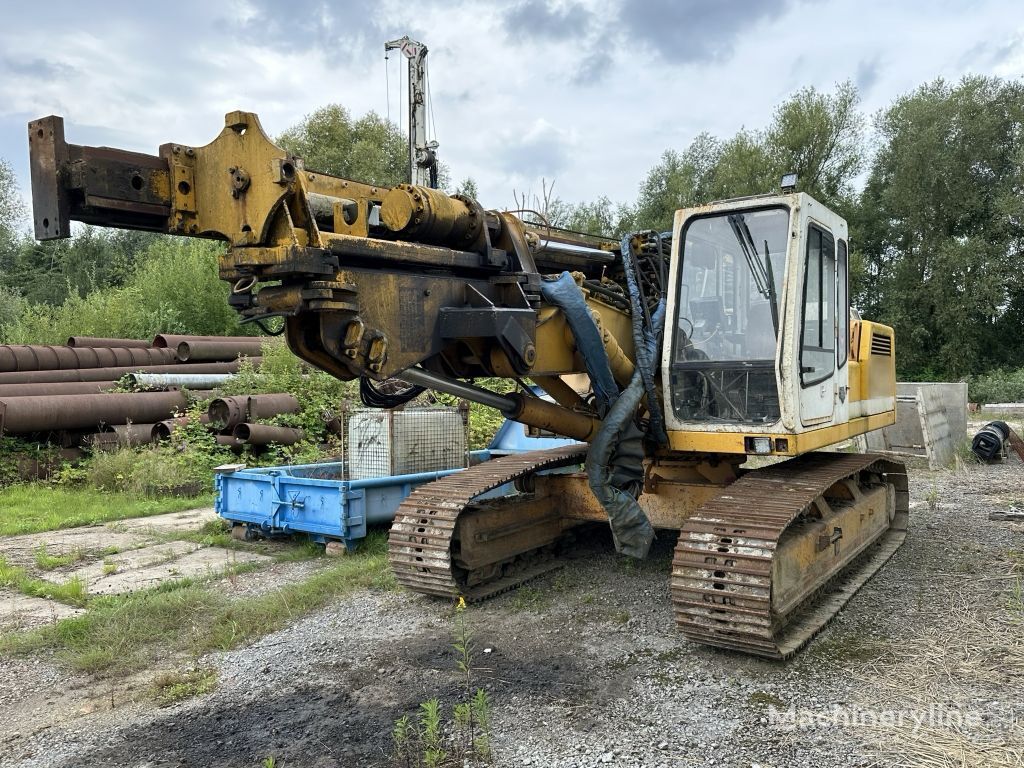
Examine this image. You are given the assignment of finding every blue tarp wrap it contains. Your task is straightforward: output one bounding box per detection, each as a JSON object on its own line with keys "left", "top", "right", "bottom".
{"left": 539, "top": 272, "right": 619, "bottom": 414}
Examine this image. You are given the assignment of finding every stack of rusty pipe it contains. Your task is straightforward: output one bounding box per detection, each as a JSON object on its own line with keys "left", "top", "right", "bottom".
{"left": 0, "top": 335, "right": 265, "bottom": 445}
{"left": 207, "top": 394, "right": 303, "bottom": 447}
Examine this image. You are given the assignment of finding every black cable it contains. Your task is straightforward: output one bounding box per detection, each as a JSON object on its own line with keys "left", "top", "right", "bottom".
{"left": 359, "top": 375, "right": 425, "bottom": 408}
{"left": 253, "top": 317, "right": 287, "bottom": 336}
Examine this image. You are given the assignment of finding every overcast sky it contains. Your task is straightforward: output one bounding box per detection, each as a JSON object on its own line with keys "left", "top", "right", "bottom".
{"left": 1, "top": 0, "right": 1021, "bottom": 214}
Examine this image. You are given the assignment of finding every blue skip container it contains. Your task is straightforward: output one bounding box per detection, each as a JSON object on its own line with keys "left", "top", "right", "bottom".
{"left": 214, "top": 417, "right": 580, "bottom": 551}
{"left": 215, "top": 461, "right": 470, "bottom": 552}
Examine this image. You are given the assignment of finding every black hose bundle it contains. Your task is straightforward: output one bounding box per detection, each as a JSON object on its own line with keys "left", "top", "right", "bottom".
{"left": 359, "top": 376, "right": 425, "bottom": 408}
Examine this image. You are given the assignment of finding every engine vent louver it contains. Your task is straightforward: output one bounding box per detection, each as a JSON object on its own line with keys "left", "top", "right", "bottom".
{"left": 870, "top": 332, "right": 892, "bottom": 356}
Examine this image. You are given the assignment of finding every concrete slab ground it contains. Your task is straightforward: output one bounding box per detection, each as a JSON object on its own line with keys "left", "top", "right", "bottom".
{"left": 0, "top": 506, "right": 266, "bottom": 630}
{"left": 0, "top": 529, "right": 148, "bottom": 569}
{"left": 84, "top": 547, "right": 271, "bottom": 596}
{"left": 106, "top": 507, "right": 218, "bottom": 534}
{"left": 0, "top": 589, "right": 85, "bottom": 630}
{"left": 54, "top": 540, "right": 202, "bottom": 587}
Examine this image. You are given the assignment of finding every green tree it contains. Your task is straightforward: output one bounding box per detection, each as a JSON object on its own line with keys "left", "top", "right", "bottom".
{"left": 0, "top": 158, "right": 25, "bottom": 271}
{"left": 632, "top": 83, "right": 865, "bottom": 231}
{"left": 5, "top": 228, "right": 159, "bottom": 305}
{"left": 277, "top": 105, "right": 408, "bottom": 186}
{"left": 453, "top": 177, "right": 479, "bottom": 199}
{"left": 548, "top": 196, "right": 635, "bottom": 238}
{"left": 857, "top": 76, "right": 1024, "bottom": 379}
{"left": 4, "top": 237, "right": 246, "bottom": 344}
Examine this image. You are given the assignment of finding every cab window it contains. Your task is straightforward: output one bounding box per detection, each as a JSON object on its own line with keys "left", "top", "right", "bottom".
{"left": 837, "top": 239, "right": 849, "bottom": 370}
{"left": 800, "top": 225, "right": 836, "bottom": 387}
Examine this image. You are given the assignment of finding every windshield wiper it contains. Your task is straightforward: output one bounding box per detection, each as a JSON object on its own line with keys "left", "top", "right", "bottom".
{"left": 727, "top": 214, "right": 780, "bottom": 336}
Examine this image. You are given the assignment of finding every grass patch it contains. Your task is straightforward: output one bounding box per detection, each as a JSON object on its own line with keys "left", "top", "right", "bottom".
{"left": 509, "top": 586, "right": 550, "bottom": 612}
{"left": 748, "top": 690, "right": 788, "bottom": 708}
{"left": 152, "top": 666, "right": 218, "bottom": 704}
{"left": 34, "top": 544, "right": 85, "bottom": 571}
{"left": 806, "top": 632, "right": 888, "bottom": 664}
{"left": 0, "top": 484, "right": 208, "bottom": 536}
{"left": 0, "top": 532, "right": 393, "bottom": 675}
{"left": 0, "top": 556, "right": 88, "bottom": 606}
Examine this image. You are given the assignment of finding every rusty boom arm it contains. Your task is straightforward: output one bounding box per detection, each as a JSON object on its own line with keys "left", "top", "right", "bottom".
{"left": 28, "top": 112, "right": 653, "bottom": 441}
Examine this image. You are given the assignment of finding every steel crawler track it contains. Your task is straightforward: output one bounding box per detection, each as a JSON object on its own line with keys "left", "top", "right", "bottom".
{"left": 387, "top": 445, "right": 589, "bottom": 601}
{"left": 671, "top": 452, "right": 909, "bottom": 659}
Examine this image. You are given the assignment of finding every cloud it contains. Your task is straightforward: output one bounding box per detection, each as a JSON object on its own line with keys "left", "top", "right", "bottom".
{"left": 499, "top": 118, "right": 574, "bottom": 177}
{"left": 616, "top": 0, "right": 791, "bottom": 65}
{"left": 571, "top": 34, "right": 615, "bottom": 85}
{"left": 231, "top": 0, "right": 385, "bottom": 63}
{"left": 855, "top": 56, "right": 881, "bottom": 94}
{"left": 503, "top": 0, "right": 595, "bottom": 40}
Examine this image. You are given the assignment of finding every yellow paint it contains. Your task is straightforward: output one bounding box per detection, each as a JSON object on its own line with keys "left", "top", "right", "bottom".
{"left": 666, "top": 411, "right": 896, "bottom": 455}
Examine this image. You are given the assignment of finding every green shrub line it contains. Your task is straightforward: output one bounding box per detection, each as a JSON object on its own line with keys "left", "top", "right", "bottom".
{"left": 966, "top": 367, "right": 1024, "bottom": 405}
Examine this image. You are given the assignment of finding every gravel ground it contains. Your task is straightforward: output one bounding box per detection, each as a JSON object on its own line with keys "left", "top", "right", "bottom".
{"left": 2, "top": 431, "right": 1022, "bottom": 768}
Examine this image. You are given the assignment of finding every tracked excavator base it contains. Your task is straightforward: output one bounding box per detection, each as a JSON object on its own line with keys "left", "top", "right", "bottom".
{"left": 388, "top": 447, "right": 908, "bottom": 661}
{"left": 388, "top": 445, "right": 589, "bottom": 601}
{"left": 672, "top": 452, "right": 908, "bottom": 659}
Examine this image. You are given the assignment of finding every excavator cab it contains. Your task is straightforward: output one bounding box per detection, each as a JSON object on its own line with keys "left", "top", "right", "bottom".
{"left": 662, "top": 193, "right": 895, "bottom": 455}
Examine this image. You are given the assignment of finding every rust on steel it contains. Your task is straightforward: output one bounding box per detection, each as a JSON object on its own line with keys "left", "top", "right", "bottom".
{"left": 152, "top": 414, "right": 209, "bottom": 441}
{"left": 153, "top": 333, "right": 263, "bottom": 349}
{"left": 248, "top": 394, "right": 300, "bottom": 419}
{"left": 231, "top": 423, "right": 303, "bottom": 446}
{"left": 0, "top": 359, "right": 258, "bottom": 385}
{"left": 209, "top": 393, "right": 299, "bottom": 429}
{"left": 672, "top": 452, "right": 908, "bottom": 659}
{"left": 208, "top": 396, "right": 248, "bottom": 429}
{"left": 0, "top": 345, "right": 176, "bottom": 373}
{"left": 0, "top": 381, "right": 118, "bottom": 397}
{"left": 66, "top": 336, "right": 150, "bottom": 349}
{"left": 389, "top": 445, "right": 588, "bottom": 600}
{"left": 95, "top": 423, "right": 158, "bottom": 447}
{"left": 0, "top": 391, "right": 188, "bottom": 433}
{"left": 175, "top": 339, "right": 265, "bottom": 362}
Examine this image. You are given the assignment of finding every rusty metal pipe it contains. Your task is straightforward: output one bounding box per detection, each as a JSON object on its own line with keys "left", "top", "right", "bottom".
{"left": 0, "top": 345, "right": 177, "bottom": 373}
{"left": 207, "top": 396, "right": 248, "bottom": 428}
{"left": 175, "top": 340, "right": 265, "bottom": 362}
{"left": 0, "top": 381, "right": 119, "bottom": 397}
{"left": 0, "top": 391, "right": 188, "bottom": 433}
{"left": 67, "top": 336, "right": 151, "bottom": 349}
{"left": 0, "top": 359, "right": 260, "bottom": 385}
{"left": 152, "top": 414, "right": 211, "bottom": 441}
{"left": 152, "top": 334, "right": 260, "bottom": 349}
{"left": 208, "top": 393, "right": 299, "bottom": 428}
{"left": 97, "top": 422, "right": 159, "bottom": 446}
{"left": 232, "top": 423, "right": 304, "bottom": 446}
{"left": 248, "top": 393, "right": 300, "bottom": 419}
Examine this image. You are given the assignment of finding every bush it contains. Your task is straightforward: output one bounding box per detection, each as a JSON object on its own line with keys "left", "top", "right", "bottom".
{"left": 83, "top": 402, "right": 234, "bottom": 496}
{"left": 3, "top": 237, "right": 249, "bottom": 344}
{"left": 219, "top": 342, "right": 355, "bottom": 463}
{"left": 966, "top": 368, "right": 1024, "bottom": 404}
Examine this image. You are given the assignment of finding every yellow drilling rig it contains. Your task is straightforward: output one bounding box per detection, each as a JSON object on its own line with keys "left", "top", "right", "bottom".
{"left": 28, "top": 112, "right": 906, "bottom": 659}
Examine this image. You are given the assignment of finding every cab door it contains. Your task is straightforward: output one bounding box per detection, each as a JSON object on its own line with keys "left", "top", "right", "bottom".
{"left": 798, "top": 223, "right": 837, "bottom": 424}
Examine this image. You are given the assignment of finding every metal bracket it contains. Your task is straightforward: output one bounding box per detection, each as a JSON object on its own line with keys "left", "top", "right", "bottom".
{"left": 817, "top": 526, "right": 843, "bottom": 554}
